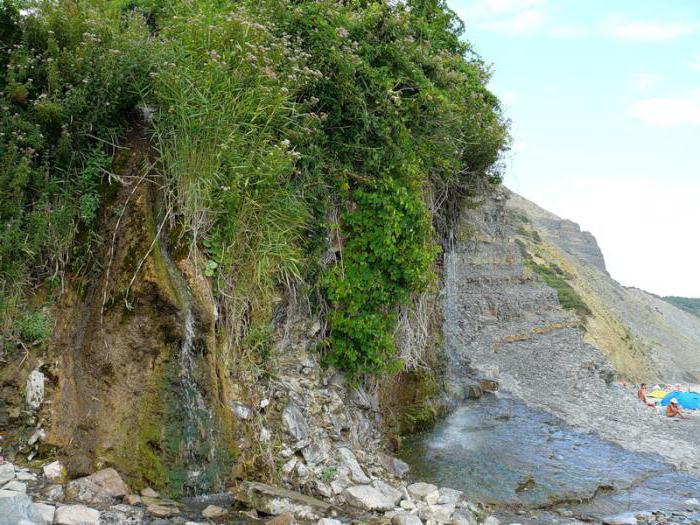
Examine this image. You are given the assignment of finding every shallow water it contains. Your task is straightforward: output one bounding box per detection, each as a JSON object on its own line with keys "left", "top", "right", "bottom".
{"left": 400, "top": 395, "right": 700, "bottom": 517}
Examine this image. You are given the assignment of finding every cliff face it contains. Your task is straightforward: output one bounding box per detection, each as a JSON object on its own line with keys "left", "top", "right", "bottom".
{"left": 442, "top": 187, "right": 700, "bottom": 471}
{"left": 506, "top": 189, "right": 700, "bottom": 383}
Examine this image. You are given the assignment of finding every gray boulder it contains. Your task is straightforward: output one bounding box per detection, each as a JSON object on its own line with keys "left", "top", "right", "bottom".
{"left": 343, "top": 485, "right": 395, "bottom": 511}
{"left": 3, "top": 480, "right": 27, "bottom": 493}
{"left": 407, "top": 482, "right": 438, "bottom": 501}
{"left": 282, "top": 403, "right": 310, "bottom": 440}
{"left": 26, "top": 370, "right": 45, "bottom": 410}
{"left": 54, "top": 504, "right": 100, "bottom": 525}
{"left": 0, "top": 489, "right": 44, "bottom": 525}
{"left": 371, "top": 480, "right": 403, "bottom": 506}
{"left": 65, "top": 468, "right": 129, "bottom": 504}
{"left": 337, "top": 448, "right": 370, "bottom": 484}
{"left": 34, "top": 503, "right": 55, "bottom": 525}
{"left": 0, "top": 463, "right": 15, "bottom": 485}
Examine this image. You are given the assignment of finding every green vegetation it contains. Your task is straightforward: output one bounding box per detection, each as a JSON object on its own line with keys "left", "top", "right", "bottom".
{"left": 525, "top": 259, "right": 591, "bottom": 318}
{"left": 663, "top": 296, "right": 700, "bottom": 318}
{"left": 0, "top": 1, "right": 507, "bottom": 378}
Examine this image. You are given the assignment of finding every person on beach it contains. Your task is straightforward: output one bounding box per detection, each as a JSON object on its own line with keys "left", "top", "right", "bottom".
{"left": 665, "top": 398, "right": 688, "bottom": 419}
{"left": 637, "top": 383, "right": 655, "bottom": 407}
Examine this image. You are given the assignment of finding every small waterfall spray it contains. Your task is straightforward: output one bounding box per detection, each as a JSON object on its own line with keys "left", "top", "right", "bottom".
{"left": 160, "top": 246, "right": 218, "bottom": 495}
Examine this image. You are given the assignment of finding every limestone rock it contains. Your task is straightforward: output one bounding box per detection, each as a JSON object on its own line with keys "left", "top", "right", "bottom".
{"left": 337, "top": 447, "right": 370, "bottom": 484}
{"left": 35, "top": 502, "right": 56, "bottom": 525}
{"left": 317, "top": 519, "right": 341, "bottom": 525}
{"left": 233, "top": 481, "right": 334, "bottom": 520}
{"left": 407, "top": 483, "right": 438, "bottom": 501}
{"left": 125, "top": 494, "right": 141, "bottom": 505}
{"left": 437, "top": 488, "right": 463, "bottom": 505}
{"left": 15, "top": 470, "right": 37, "bottom": 482}
{"left": 201, "top": 504, "right": 227, "bottom": 518}
{"left": 54, "top": 504, "right": 101, "bottom": 525}
{"left": 0, "top": 489, "right": 44, "bottom": 525}
{"left": 343, "top": 485, "right": 395, "bottom": 511}
{"left": 392, "top": 514, "right": 423, "bottom": 525}
{"left": 372, "top": 480, "right": 403, "bottom": 506}
{"left": 26, "top": 370, "right": 45, "bottom": 410}
{"left": 425, "top": 490, "right": 440, "bottom": 505}
{"left": 382, "top": 455, "right": 410, "bottom": 478}
{"left": 482, "top": 517, "right": 500, "bottom": 525}
{"left": 3, "top": 480, "right": 27, "bottom": 493}
{"left": 43, "top": 461, "right": 67, "bottom": 483}
{"left": 0, "top": 463, "right": 15, "bottom": 485}
{"left": 229, "top": 401, "right": 252, "bottom": 420}
{"left": 282, "top": 404, "right": 310, "bottom": 440}
{"left": 65, "top": 468, "right": 129, "bottom": 504}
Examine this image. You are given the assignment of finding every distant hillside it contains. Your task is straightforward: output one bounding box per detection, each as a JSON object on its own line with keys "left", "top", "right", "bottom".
{"left": 663, "top": 297, "right": 700, "bottom": 318}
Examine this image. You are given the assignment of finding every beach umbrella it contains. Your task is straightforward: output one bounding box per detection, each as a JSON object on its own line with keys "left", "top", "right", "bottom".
{"left": 661, "top": 391, "right": 700, "bottom": 409}
{"left": 647, "top": 389, "right": 668, "bottom": 399}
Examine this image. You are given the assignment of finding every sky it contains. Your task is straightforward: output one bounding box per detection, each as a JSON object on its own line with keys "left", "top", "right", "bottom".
{"left": 445, "top": 0, "right": 700, "bottom": 297}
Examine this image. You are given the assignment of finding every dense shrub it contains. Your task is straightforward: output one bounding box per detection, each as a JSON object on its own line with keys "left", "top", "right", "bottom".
{"left": 0, "top": 0, "right": 508, "bottom": 378}
{"left": 0, "top": 1, "right": 153, "bottom": 341}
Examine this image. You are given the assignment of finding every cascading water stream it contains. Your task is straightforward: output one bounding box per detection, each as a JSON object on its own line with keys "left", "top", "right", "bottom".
{"left": 160, "top": 246, "right": 218, "bottom": 495}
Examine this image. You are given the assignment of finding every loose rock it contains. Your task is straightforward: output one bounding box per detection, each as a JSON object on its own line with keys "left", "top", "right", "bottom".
{"left": 407, "top": 483, "right": 438, "bottom": 501}
{"left": 0, "top": 463, "right": 15, "bottom": 485}
{"left": 147, "top": 504, "right": 180, "bottom": 517}
{"left": 141, "top": 487, "right": 159, "bottom": 498}
{"left": 42, "top": 461, "right": 67, "bottom": 483}
{"left": 34, "top": 502, "right": 55, "bottom": 525}
{"left": 337, "top": 447, "right": 370, "bottom": 484}
{"left": 54, "top": 504, "right": 100, "bottom": 525}
{"left": 343, "top": 485, "right": 395, "bottom": 511}
{"left": 392, "top": 513, "right": 423, "bottom": 525}
{"left": 0, "top": 489, "right": 44, "bottom": 525}
{"left": 65, "top": 468, "right": 129, "bottom": 504}
{"left": 201, "top": 504, "right": 227, "bottom": 518}
{"left": 26, "top": 369, "right": 45, "bottom": 410}
{"left": 3, "top": 480, "right": 27, "bottom": 493}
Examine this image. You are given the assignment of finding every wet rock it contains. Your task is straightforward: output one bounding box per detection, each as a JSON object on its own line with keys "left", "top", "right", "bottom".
{"left": 65, "top": 468, "right": 129, "bottom": 504}
{"left": 451, "top": 508, "right": 477, "bottom": 525}
{"left": 202, "top": 504, "right": 227, "bottom": 518}
{"left": 556, "top": 508, "right": 573, "bottom": 518}
{"left": 407, "top": 483, "right": 438, "bottom": 501}
{"left": 3, "top": 480, "right": 27, "bottom": 493}
{"left": 343, "top": 485, "right": 395, "bottom": 511}
{"left": 147, "top": 504, "right": 180, "bottom": 517}
{"left": 54, "top": 504, "right": 101, "bottom": 525}
{"left": 382, "top": 455, "right": 410, "bottom": 478}
{"left": 42, "top": 461, "right": 67, "bottom": 483}
{"left": 283, "top": 404, "right": 310, "bottom": 440}
{"left": 265, "top": 512, "right": 295, "bottom": 525}
{"left": 35, "top": 502, "right": 55, "bottom": 525}
{"left": 0, "top": 489, "right": 44, "bottom": 525}
{"left": 0, "top": 463, "right": 15, "bottom": 485}
{"left": 392, "top": 514, "right": 423, "bottom": 525}
{"left": 338, "top": 447, "right": 370, "bottom": 484}
{"left": 26, "top": 370, "right": 45, "bottom": 410}
{"left": 464, "top": 383, "right": 482, "bottom": 400}
{"left": 140, "top": 487, "right": 158, "bottom": 498}
{"left": 478, "top": 380, "right": 499, "bottom": 393}
{"left": 684, "top": 497, "right": 700, "bottom": 508}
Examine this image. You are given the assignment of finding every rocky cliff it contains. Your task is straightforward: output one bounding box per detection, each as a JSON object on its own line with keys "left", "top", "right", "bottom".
{"left": 442, "top": 187, "right": 700, "bottom": 473}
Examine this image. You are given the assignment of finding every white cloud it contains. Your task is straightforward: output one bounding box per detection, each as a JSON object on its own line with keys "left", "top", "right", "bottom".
{"left": 464, "top": 0, "right": 545, "bottom": 17}
{"left": 606, "top": 20, "right": 700, "bottom": 41}
{"left": 485, "top": 9, "right": 548, "bottom": 35}
{"left": 628, "top": 92, "right": 700, "bottom": 127}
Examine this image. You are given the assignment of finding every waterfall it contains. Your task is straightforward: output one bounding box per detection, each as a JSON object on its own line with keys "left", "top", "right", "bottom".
{"left": 160, "top": 246, "right": 218, "bottom": 495}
